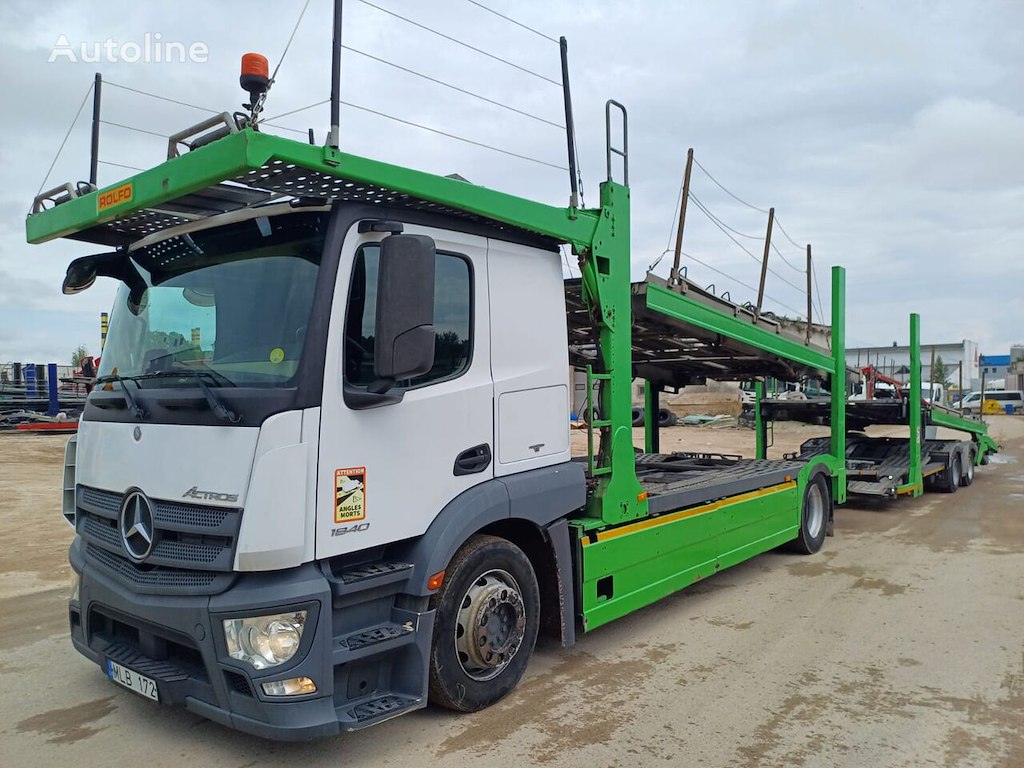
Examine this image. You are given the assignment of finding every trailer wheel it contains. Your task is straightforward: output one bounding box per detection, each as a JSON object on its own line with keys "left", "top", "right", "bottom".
{"left": 940, "top": 454, "right": 961, "bottom": 494}
{"left": 961, "top": 449, "right": 975, "bottom": 487}
{"left": 657, "top": 408, "right": 675, "bottom": 427}
{"left": 428, "top": 535, "right": 539, "bottom": 712}
{"left": 632, "top": 407, "right": 644, "bottom": 427}
{"left": 789, "top": 474, "right": 829, "bottom": 554}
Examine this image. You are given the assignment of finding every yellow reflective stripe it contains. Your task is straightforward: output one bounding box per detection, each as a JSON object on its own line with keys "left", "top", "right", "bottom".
{"left": 584, "top": 481, "right": 798, "bottom": 546}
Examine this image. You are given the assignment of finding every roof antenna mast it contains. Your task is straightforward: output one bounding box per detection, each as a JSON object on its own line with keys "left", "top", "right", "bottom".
{"left": 328, "top": 0, "right": 343, "bottom": 148}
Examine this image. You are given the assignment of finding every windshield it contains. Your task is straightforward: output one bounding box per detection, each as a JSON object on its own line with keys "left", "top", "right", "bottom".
{"left": 98, "top": 212, "right": 326, "bottom": 388}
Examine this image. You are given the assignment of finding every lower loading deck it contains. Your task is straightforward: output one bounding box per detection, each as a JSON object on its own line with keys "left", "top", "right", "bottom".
{"left": 574, "top": 452, "right": 814, "bottom": 631}
{"left": 634, "top": 452, "right": 807, "bottom": 514}
{"left": 795, "top": 435, "right": 963, "bottom": 496}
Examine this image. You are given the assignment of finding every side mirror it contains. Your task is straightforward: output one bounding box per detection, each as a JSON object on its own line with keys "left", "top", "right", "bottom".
{"left": 62, "top": 256, "right": 99, "bottom": 294}
{"left": 371, "top": 234, "right": 436, "bottom": 393}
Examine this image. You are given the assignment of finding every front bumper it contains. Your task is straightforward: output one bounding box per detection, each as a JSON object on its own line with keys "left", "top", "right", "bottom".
{"left": 68, "top": 538, "right": 430, "bottom": 741}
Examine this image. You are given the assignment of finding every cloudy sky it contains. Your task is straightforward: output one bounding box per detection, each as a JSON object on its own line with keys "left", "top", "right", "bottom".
{"left": 1, "top": 0, "right": 1021, "bottom": 364}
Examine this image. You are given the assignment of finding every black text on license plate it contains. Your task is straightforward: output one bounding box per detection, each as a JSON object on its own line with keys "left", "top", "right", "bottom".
{"left": 107, "top": 660, "right": 159, "bottom": 702}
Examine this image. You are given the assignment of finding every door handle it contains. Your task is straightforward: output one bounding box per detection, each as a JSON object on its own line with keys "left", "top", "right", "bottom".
{"left": 454, "top": 444, "right": 491, "bottom": 476}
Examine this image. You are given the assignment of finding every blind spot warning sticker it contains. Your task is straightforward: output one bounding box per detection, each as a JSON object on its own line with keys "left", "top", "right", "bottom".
{"left": 335, "top": 467, "right": 366, "bottom": 523}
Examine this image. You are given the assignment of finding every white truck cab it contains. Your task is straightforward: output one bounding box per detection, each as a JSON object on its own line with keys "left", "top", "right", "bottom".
{"left": 62, "top": 202, "right": 582, "bottom": 738}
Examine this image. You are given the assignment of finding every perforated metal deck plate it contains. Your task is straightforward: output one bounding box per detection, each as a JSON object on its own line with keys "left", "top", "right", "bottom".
{"left": 567, "top": 277, "right": 831, "bottom": 384}
{"left": 69, "top": 159, "right": 557, "bottom": 249}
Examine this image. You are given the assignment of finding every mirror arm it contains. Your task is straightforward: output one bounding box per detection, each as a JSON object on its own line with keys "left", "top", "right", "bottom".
{"left": 343, "top": 382, "right": 404, "bottom": 410}
{"left": 367, "top": 377, "right": 396, "bottom": 395}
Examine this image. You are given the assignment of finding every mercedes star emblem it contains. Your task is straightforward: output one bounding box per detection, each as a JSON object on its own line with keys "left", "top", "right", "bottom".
{"left": 133, "top": 425, "right": 142, "bottom": 442}
{"left": 119, "top": 491, "right": 156, "bottom": 561}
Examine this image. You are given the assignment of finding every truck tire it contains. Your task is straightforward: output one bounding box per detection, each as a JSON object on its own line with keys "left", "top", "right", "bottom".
{"left": 939, "top": 453, "right": 961, "bottom": 494}
{"left": 657, "top": 408, "right": 675, "bottom": 427}
{"left": 428, "top": 535, "right": 540, "bottom": 712}
{"left": 631, "top": 407, "right": 643, "bottom": 427}
{"left": 789, "top": 474, "right": 829, "bottom": 555}
{"left": 961, "top": 449, "right": 975, "bottom": 487}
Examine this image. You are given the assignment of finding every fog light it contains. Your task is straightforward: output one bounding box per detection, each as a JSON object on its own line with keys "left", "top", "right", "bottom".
{"left": 223, "top": 611, "right": 307, "bottom": 670}
{"left": 262, "top": 676, "right": 317, "bottom": 696}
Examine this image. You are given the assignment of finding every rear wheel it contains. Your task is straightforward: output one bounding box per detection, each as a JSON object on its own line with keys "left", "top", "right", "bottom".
{"left": 961, "top": 449, "right": 976, "bottom": 487}
{"left": 428, "top": 535, "right": 539, "bottom": 712}
{"left": 940, "top": 453, "right": 961, "bottom": 493}
{"left": 789, "top": 474, "right": 830, "bottom": 554}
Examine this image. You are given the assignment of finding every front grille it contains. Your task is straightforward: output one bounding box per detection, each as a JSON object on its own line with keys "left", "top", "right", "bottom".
{"left": 87, "top": 544, "right": 232, "bottom": 593}
{"left": 78, "top": 485, "right": 242, "bottom": 593}
{"left": 154, "top": 501, "right": 231, "bottom": 529}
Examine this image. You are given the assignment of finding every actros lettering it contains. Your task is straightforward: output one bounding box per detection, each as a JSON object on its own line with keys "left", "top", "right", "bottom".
{"left": 182, "top": 486, "right": 238, "bottom": 502}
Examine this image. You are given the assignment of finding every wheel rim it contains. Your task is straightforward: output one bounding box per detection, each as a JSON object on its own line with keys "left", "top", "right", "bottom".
{"left": 952, "top": 458, "right": 960, "bottom": 487}
{"left": 454, "top": 569, "right": 527, "bottom": 682}
{"left": 806, "top": 483, "right": 825, "bottom": 539}
{"left": 966, "top": 456, "right": 975, "bottom": 482}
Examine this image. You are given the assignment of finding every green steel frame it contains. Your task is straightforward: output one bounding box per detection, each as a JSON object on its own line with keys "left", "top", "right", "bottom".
{"left": 28, "top": 125, "right": 851, "bottom": 633}
{"left": 898, "top": 312, "right": 997, "bottom": 496}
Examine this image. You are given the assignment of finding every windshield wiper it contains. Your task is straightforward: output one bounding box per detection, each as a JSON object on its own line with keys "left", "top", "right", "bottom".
{"left": 94, "top": 375, "right": 148, "bottom": 420}
{"left": 131, "top": 371, "right": 242, "bottom": 424}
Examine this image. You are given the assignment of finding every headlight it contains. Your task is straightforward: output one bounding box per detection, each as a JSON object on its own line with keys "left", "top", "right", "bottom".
{"left": 223, "top": 611, "right": 307, "bottom": 670}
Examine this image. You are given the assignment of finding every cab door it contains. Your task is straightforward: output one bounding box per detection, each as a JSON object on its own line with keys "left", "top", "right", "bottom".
{"left": 315, "top": 222, "right": 492, "bottom": 557}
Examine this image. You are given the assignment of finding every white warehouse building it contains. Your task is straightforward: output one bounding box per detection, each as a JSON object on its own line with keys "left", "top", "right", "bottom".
{"left": 846, "top": 339, "right": 981, "bottom": 392}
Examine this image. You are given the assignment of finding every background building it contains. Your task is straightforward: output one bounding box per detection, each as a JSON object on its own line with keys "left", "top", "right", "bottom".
{"left": 846, "top": 340, "right": 980, "bottom": 393}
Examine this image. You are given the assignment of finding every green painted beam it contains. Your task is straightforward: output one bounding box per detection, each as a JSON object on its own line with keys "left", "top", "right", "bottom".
{"left": 581, "top": 182, "right": 647, "bottom": 524}
{"left": 907, "top": 313, "right": 924, "bottom": 497}
{"left": 26, "top": 131, "right": 255, "bottom": 243}
{"left": 27, "top": 129, "right": 602, "bottom": 250}
{"left": 644, "top": 380, "right": 659, "bottom": 454}
{"left": 645, "top": 283, "right": 834, "bottom": 373}
{"left": 829, "top": 266, "right": 847, "bottom": 503}
{"left": 754, "top": 380, "right": 767, "bottom": 459}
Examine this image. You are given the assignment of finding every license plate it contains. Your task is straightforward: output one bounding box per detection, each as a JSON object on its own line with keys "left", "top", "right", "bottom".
{"left": 107, "top": 660, "right": 159, "bottom": 702}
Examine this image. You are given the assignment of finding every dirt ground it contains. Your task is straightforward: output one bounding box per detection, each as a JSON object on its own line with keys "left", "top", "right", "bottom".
{"left": 1, "top": 417, "right": 1022, "bottom": 767}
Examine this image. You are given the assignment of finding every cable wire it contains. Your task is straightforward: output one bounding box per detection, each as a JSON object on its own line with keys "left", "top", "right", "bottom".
{"left": 343, "top": 44, "right": 564, "bottom": 129}
{"left": 344, "top": 99, "right": 569, "bottom": 171}
{"left": 262, "top": 99, "right": 330, "bottom": 123}
{"left": 105, "top": 81, "right": 219, "bottom": 114}
{"left": 681, "top": 250, "right": 806, "bottom": 318}
{"left": 98, "top": 159, "right": 145, "bottom": 172}
{"left": 357, "top": 0, "right": 561, "bottom": 87}
{"left": 35, "top": 82, "right": 94, "bottom": 196}
{"left": 269, "top": 0, "right": 311, "bottom": 85}
{"left": 693, "top": 157, "right": 769, "bottom": 214}
{"left": 466, "top": 0, "right": 559, "bottom": 43}
{"left": 99, "top": 119, "right": 167, "bottom": 139}
{"left": 771, "top": 214, "right": 806, "bottom": 252}
{"left": 689, "top": 191, "right": 808, "bottom": 296}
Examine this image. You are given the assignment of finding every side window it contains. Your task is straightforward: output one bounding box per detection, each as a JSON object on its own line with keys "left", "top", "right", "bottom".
{"left": 345, "top": 243, "right": 472, "bottom": 388}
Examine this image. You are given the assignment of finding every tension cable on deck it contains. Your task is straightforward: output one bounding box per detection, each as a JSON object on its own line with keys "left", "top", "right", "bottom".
{"left": 689, "top": 191, "right": 806, "bottom": 295}
{"left": 341, "top": 45, "right": 566, "bottom": 129}
{"left": 357, "top": 0, "right": 562, "bottom": 87}
{"left": 465, "top": 0, "right": 560, "bottom": 44}
{"left": 105, "top": 81, "right": 219, "bottom": 114}
{"left": 34, "top": 81, "right": 94, "bottom": 198}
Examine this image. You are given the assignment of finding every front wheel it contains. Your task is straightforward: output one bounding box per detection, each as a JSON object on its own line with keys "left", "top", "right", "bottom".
{"left": 789, "top": 474, "right": 830, "bottom": 554}
{"left": 428, "top": 535, "right": 540, "bottom": 712}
